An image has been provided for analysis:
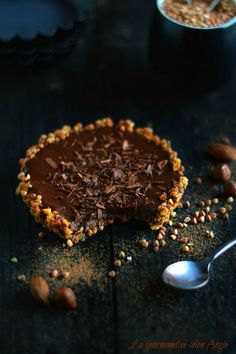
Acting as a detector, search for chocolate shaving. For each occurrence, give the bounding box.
[96,203,105,210]
[97,209,103,219]
[45,157,58,169]
[157,160,168,170]
[146,164,153,177]
[113,168,125,181]
[122,140,129,151]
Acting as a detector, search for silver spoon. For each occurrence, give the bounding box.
[162,237,236,290]
[207,0,221,12]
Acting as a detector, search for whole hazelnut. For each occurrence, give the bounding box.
[212,164,231,182]
[224,181,236,197]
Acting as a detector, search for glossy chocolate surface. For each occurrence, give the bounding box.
[25,126,179,229]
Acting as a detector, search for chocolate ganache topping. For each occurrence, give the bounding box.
[17,119,187,245]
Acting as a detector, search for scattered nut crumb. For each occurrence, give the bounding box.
[61,271,70,279]
[17,274,26,282]
[227,196,234,203]
[67,239,73,248]
[181,245,190,253]
[38,232,46,239]
[179,236,189,244]
[198,216,205,223]
[10,257,18,263]
[212,198,219,204]
[226,204,232,211]
[206,231,215,239]
[218,207,227,214]
[119,251,125,258]
[209,212,217,220]
[108,270,116,278]
[184,216,191,223]
[50,269,59,278]
[153,246,160,253]
[139,239,149,248]
[170,234,177,240]
[114,259,122,268]
[194,177,202,185]
[157,233,164,240]
[152,240,160,246]
[197,200,205,207]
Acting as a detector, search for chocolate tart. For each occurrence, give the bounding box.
[16,118,188,246]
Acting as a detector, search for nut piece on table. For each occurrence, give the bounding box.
[29,276,50,306]
[54,287,77,310]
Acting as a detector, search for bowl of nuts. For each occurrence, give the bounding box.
[157,0,236,30]
[149,0,236,94]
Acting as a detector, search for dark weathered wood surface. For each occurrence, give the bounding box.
[1,1,236,353]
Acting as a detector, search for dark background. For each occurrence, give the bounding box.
[0,1,236,353]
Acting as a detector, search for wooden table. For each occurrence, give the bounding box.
[1,1,236,353]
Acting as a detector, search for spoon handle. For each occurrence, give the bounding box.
[208,0,221,12]
[211,237,236,262]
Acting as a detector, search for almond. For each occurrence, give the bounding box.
[206,143,236,161]
[54,287,77,310]
[29,276,50,306]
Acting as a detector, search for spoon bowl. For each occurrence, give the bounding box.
[162,260,210,290]
[162,237,236,290]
